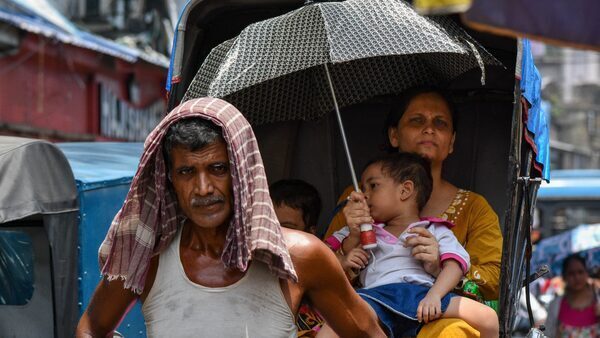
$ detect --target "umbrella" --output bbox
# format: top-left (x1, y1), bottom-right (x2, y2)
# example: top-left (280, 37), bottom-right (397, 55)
top-left (531, 223), bottom-right (600, 276)
top-left (184, 0), bottom-right (502, 189)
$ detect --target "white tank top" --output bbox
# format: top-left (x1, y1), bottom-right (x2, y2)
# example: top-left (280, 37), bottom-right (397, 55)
top-left (142, 228), bottom-right (297, 338)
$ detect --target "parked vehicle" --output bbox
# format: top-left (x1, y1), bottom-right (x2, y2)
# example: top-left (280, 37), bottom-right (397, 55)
top-left (535, 170), bottom-right (600, 238)
top-left (0, 137), bottom-right (145, 338)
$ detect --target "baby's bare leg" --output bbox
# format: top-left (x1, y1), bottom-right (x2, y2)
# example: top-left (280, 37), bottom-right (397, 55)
top-left (442, 296), bottom-right (499, 338)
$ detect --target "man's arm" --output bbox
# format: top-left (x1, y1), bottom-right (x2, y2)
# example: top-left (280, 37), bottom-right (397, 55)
top-left (76, 278), bottom-right (138, 337)
top-left (287, 231), bottom-right (385, 338)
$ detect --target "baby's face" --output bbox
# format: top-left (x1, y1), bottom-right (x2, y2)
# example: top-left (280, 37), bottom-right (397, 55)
top-left (361, 163), bottom-right (403, 223)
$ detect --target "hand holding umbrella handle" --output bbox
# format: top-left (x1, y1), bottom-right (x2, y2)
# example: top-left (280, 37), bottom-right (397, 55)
top-left (360, 223), bottom-right (377, 250)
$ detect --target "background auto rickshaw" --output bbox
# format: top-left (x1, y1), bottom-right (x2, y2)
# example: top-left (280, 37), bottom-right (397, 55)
top-left (0, 136), bottom-right (146, 337)
top-left (535, 169), bottom-right (600, 238)
top-left (166, 0), bottom-right (549, 336)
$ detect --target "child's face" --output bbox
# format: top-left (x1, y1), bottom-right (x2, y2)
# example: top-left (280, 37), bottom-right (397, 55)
top-left (274, 203), bottom-right (313, 233)
top-left (361, 163), bottom-right (404, 223)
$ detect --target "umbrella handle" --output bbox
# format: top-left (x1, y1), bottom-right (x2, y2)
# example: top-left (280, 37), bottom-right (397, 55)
top-left (323, 63), bottom-right (360, 192)
top-left (324, 64), bottom-right (378, 250)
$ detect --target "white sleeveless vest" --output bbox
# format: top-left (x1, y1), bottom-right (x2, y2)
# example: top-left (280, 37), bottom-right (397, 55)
top-left (142, 229), bottom-right (297, 337)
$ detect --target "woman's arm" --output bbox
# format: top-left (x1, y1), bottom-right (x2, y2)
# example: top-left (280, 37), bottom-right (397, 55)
top-left (463, 195), bottom-right (502, 300)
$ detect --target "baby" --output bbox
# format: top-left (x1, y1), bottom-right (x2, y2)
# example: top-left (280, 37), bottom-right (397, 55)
top-left (320, 153), bottom-right (498, 338)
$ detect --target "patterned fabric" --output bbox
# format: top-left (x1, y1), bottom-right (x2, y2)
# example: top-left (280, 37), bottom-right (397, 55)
top-left (557, 298), bottom-right (599, 338)
top-left (183, 0), bottom-right (502, 125)
top-left (99, 98), bottom-right (297, 293)
top-left (296, 302), bottom-right (325, 337)
top-left (557, 323), bottom-right (599, 338)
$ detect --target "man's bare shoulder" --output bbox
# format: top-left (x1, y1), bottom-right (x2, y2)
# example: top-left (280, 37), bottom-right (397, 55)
top-left (281, 228), bottom-right (329, 259)
top-left (281, 228), bottom-right (342, 289)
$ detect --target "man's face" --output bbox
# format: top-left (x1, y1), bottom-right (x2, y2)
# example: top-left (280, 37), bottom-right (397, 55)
top-left (169, 141), bottom-right (233, 229)
top-left (274, 203), bottom-right (314, 234)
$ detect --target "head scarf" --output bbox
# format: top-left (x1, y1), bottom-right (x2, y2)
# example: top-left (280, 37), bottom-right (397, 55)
top-left (99, 98), bottom-right (297, 293)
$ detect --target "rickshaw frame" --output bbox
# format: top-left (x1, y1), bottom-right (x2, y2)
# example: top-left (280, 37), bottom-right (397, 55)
top-left (166, 1), bottom-right (547, 336)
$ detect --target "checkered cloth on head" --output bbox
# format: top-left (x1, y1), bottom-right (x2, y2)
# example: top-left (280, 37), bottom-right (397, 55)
top-left (99, 98), bottom-right (297, 293)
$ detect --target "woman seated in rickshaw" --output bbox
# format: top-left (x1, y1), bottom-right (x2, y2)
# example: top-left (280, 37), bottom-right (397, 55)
top-left (323, 87), bottom-right (503, 337)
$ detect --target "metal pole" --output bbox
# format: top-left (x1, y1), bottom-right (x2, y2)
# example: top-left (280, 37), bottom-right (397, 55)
top-left (324, 63), bottom-right (360, 192)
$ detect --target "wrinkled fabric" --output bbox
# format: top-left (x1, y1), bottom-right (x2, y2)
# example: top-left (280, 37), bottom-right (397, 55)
top-left (520, 39), bottom-right (550, 181)
top-left (99, 97), bottom-right (297, 293)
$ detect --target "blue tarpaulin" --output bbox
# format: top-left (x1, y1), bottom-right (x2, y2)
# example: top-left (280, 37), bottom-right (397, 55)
top-left (520, 39), bottom-right (550, 181)
top-left (58, 142), bottom-right (146, 338)
top-left (532, 223), bottom-right (600, 276)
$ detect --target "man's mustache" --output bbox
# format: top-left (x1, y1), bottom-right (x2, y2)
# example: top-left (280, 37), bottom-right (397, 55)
top-left (190, 195), bottom-right (225, 207)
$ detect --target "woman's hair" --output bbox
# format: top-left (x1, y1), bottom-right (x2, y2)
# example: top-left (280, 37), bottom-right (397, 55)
top-left (363, 152), bottom-right (433, 211)
top-left (561, 254), bottom-right (588, 278)
top-left (383, 87), bottom-right (457, 152)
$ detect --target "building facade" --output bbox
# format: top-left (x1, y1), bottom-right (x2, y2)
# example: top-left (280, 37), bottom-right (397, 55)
top-left (533, 42), bottom-right (600, 169)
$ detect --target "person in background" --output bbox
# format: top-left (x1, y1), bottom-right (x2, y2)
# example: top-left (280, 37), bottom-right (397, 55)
top-left (545, 254), bottom-right (599, 337)
top-left (271, 179), bottom-right (322, 235)
top-left (270, 179), bottom-right (325, 337)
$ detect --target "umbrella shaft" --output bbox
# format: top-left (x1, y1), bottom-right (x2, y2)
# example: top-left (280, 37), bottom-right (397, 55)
top-left (323, 64), bottom-right (360, 192)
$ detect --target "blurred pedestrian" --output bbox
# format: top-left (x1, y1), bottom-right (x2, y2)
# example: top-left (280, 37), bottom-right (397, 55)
top-left (545, 254), bottom-right (599, 337)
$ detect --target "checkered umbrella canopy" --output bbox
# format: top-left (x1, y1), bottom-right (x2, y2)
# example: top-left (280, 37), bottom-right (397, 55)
top-left (183, 0), bottom-right (502, 125)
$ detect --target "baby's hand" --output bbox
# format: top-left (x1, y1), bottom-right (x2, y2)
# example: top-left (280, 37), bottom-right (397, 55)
top-left (341, 247), bottom-right (370, 271)
top-left (343, 191), bottom-right (373, 236)
top-left (417, 291), bottom-right (442, 323)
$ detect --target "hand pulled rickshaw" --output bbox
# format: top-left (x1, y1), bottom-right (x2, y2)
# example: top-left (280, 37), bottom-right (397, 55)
top-left (0, 1), bottom-right (551, 337)
top-left (166, 1), bottom-right (549, 337)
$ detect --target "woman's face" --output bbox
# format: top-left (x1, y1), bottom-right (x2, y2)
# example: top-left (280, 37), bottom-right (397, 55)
top-left (388, 92), bottom-right (456, 164)
top-left (564, 259), bottom-right (589, 292)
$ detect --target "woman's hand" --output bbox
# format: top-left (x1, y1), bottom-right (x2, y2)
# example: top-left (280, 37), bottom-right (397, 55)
top-left (341, 247), bottom-right (370, 271)
top-left (405, 227), bottom-right (441, 276)
top-left (417, 290), bottom-right (442, 323)
top-left (343, 191), bottom-right (374, 238)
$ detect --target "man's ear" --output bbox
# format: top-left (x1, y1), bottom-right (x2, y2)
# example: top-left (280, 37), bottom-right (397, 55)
top-left (388, 126), bottom-right (399, 148)
top-left (398, 180), bottom-right (415, 201)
